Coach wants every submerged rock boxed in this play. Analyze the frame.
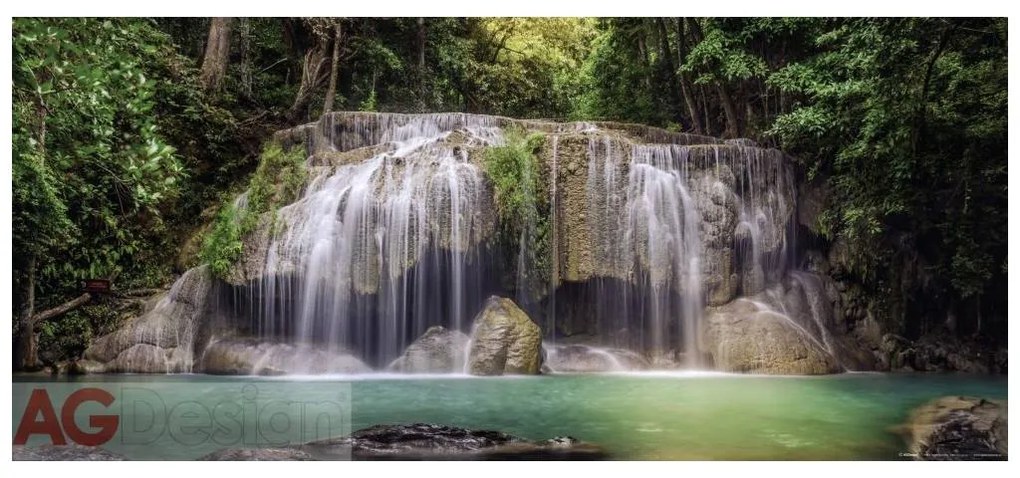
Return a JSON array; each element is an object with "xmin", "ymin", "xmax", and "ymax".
[
  {"xmin": 703, "ymin": 299, "xmax": 841, "ymax": 375},
  {"xmin": 543, "ymin": 344, "xmax": 649, "ymax": 372},
  {"xmin": 387, "ymin": 326, "xmax": 470, "ymax": 373},
  {"xmin": 898, "ymin": 396, "xmax": 1007, "ymax": 460},
  {"xmin": 13, "ymin": 445, "xmax": 127, "ymax": 461},
  {"xmin": 299, "ymin": 423, "xmax": 606, "ymax": 460},
  {"xmin": 467, "ymin": 296, "xmax": 543, "ymax": 375},
  {"xmin": 199, "ymin": 338, "xmax": 371, "ymax": 375}
]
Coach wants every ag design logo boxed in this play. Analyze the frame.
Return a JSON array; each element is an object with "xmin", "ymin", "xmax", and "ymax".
[{"xmin": 14, "ymin": 388, "xmax": 119, "ymax": 446}]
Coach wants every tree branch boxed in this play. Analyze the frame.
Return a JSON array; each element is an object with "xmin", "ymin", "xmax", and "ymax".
[{"xmin": 29, "ymin": 293, "xmax": 91, "ymax": 326}]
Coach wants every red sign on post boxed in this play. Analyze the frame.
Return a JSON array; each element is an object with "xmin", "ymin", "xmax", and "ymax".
[{"xmin": 83, "ymin": 279, "xmax": 111, "ymax": 294}]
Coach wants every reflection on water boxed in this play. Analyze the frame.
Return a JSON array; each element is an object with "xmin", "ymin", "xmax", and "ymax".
[{"xmin": 13, "ymin": 373, "xmax": 1006, "ymax": 460}]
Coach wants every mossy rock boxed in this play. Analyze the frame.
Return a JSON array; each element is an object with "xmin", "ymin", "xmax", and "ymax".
[{"xmin": 467, "ymin": 296, "xmax": 543, "ymax": 375}]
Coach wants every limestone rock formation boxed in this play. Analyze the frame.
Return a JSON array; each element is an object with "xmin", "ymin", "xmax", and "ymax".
[
  {"xmin": 387, "ymin": 326, "xmax": 470, "ymax": 373},
  {"xmin": 84, "ymin": 266, "xmax": 213, "ymax": 373},
  {"xmin": 467, "ymin": 296, "xmax": 543, "ymax": 375},
  {"xmin": 543, "ymin": 344, "xmax": 649, "ymax": 372},
  {"xmin": 879, "ymin": 333, "xmax": 999, "ymax": 373},
  {"xmin": 703, "ymin": 298, "xmax": 841, "ymax": 375},
  {"xmin": 899, "ymin": 396, "xmax": 1007, "ymax": 460},
  {"xmin": 198, "ymin": 338, "xmax": 371, "ymax": 375}
]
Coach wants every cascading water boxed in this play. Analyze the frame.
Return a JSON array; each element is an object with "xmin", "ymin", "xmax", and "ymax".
[
  {"xmin": 561, "ymin": 138, "xmax": 795, "ymax": 367},
  {"xmin": 119, "ymin": 111, "xmax": 841, "ymax": 374},
  {"xmin": 237, "ymin": 114, "xmax": 506, "ymax": 366},
  {"xmin": 85, "ymin": 112, "xmax": 858, "ymax": 375}
]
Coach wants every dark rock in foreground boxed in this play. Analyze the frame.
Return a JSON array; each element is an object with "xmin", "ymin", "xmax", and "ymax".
[
  {"xmin": 898, "ymin": 396, "xmax": 1007, "ymax": 461},
  {"xmin": 202, "ymin": 423, "xmax": 606, "ymax": 460},
  {"xmin": 199, "ymin": 448, "xmax": 315, "ymax": 461},
  {"xmin": 13, "ymin": 444, "xmax": 127, "ymax": 461}
]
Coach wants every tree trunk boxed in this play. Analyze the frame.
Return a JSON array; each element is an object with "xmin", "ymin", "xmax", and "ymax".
[
  {"xmin": 717, "ymin": 83, "xmax": 741, "ymax": 139},
  {"xmin": 676, "ymin": 19, "xmax": 704, "ymax": 135},
  {"xmin": 417, "ymin": 17, "xmax": 427, "ymax": 71},
  {"xmin": 322, "ymin": 22, "xmax": 344, "ymax": 114},
  {"xmin": 17, "ymin": 291, "xmax": 93, "ymax": 370},
  {"xmin": 200, "ymin": 17, "xmax": 233, "ymax": 94},
  {"xmin": 699, "ymin": 85, "xmax": 712, "ymax": 137},
  {"xmin": 287, "ymin": 39, "xmax": 332, "ymax": 122},
  {"xmin": 654, "ymin": 18, "xmax": 681, "ymax": 122},
  {"xmin": 636, "ymin": 23, "xmax": 653, "ymax": 93},
  {"xmin": 415, "ymin": 17, "xmax": 428, "ymax": 112},
  {"xmin": 15, "ymin": 254, "xmax": 37, "ymax": 370},
  {"xmin": 237, "ymin": 18, "xmax": 253, "ymax": 99}
]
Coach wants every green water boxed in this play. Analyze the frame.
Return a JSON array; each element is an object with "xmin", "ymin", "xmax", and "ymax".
[{"xmin": 13, "ymin": 372, "xmax": 1006, "ymax": 460}]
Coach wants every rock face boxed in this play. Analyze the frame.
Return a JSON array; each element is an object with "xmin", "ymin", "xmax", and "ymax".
[
  {"xmin": 198, "ymin": 338, "xmax": 371, "ymax": 375},
  {"xmin": 299, "ymin": 423, "xmax": 606, "ymax": 460},
  {"xmin": 84, "ymin": 266, "xmax": 214, "ymax": 373},
  {"xmin": 467, "ymin": 297, "xmax": 543, "ymax": 375},
  {"xmin": 13, "ymin": 445, "xmax": 127, "ymax": 461},
  {"xmin": 703, "ymin": 299, "xmax": 841, "ymax": 375},
  {"xmin": 543, "ymin": 344, "xmax": 649, "ymax": 372},
  {"xmin": 899, "ymin": 396, "xmax": 1007, "ymax": 460},
  {"xmin": 879, "ymin": 333, "xmax": 999, "ymax": 374},
  {"xmin": 387, "ymin": 326, "xmax": 470, "ymax": 373}
]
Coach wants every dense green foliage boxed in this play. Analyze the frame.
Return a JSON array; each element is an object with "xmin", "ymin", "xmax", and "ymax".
[
  {"xmin": 11, "ymin": 17, "xmax": 1007, "ymax": 367},
  {"xmin": 38, "ymin": 301, "xmax": 124, "ymax": 364},
  {"xmin": 579, "ymin": 18, "xmax": 1007, "ymax": 336},
  {"xmin": 14, "ymin": 19, "xmax": 185, "ymax": 298},
  {"xmin": 484, "ymin": 129, "xmax": 546, "ymax": 226},
  {"xmin": 200, "ymin": 142, "xmax": 307, "ymax": 278},
  {"xmin": 767, "ymin": 19, "xmax": 1007, "ymax": 334},
  {"xmin": 483, "ymin": 129, "xmax": 551, "ymax": 296}
]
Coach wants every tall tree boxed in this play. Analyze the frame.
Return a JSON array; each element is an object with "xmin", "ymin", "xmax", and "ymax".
[
  {"xmin": 675, "ymin": 19, "xmax": 704, "ymax": 134},
  {"xmin": 199, "ymin": 17, "xmax": 233, "ymax": 93},
  {"xmin": 322, "ymin": 21, "xmax": 344, "ymax": 113}
]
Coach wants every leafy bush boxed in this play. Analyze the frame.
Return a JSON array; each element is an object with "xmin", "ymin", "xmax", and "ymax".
[
  {"xmin": 200, "ymin": 142, "xmax": 307, "ymax": 278},
  {"xmin": 483, "ymin": 129, "xmax": 551, "ymax": 295}
]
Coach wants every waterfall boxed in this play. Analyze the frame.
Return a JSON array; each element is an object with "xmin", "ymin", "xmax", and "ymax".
[
  {"xmin": 546, "ymin": 135, "xmax": 560, "ymax": 340},
  {"xmin": 218, "ymin": 112, "xmax": 802, "ymax": 371},
  {"xmin": 240, "ymin": 114, "xmax": 504, "ymax": 366},
  {"xmin": 571, "ymin": 140, "xmax": 794, "ymax": 367}
]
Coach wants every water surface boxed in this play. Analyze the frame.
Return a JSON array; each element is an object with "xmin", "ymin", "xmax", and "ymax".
[{"xmin": 13, "ymin": 372, "xmax": 1006, "ymax": 460}]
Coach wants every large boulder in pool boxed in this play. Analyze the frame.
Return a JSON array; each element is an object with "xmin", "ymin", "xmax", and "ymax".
[
  {"xmin": 467, "ymin": 296, "xmax": 543, "ymax": 375},
  {"xmin": 198, "ymin": 338, "xmax": 371, "ymax": 375},
  {"xmin": 388, "ymin": 326, "xmax": 470, "ymax": 373},
  {"xmin": 702, "ymin": 298, "xmax": 841, "ymax": 375},
  {"xmin": 898, "ymin": 396, "xmax": 1007, "ymax": 460}
]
